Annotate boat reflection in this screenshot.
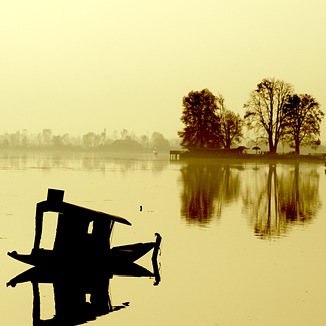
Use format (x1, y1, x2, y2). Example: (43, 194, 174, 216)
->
(242, 163, 321, 238)
(7, 258, 160, 325)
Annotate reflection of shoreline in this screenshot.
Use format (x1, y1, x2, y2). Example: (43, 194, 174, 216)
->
(0, 150, 169, 172)
(242, 164, 321, 239)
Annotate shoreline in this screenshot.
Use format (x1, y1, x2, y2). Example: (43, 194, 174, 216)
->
(171, 151, 326, 163)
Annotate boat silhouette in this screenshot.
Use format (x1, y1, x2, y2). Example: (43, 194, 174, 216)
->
(7, 188, 162, 324)
(8, 189, 162, 268)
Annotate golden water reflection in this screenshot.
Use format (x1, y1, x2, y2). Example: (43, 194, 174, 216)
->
(179, 162, 242, 225)
(0, 150, 168, 173)
(179, 161, 321, 238)
(243, 164, 321, 238)
(1, 154, 325, 325)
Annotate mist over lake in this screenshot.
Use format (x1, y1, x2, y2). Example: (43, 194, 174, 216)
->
(1, 151, 325, 325)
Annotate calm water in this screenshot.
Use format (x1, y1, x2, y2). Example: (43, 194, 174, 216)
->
(0, 151, 325, 325)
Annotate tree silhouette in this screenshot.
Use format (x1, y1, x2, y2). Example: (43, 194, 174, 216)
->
(283, 94, 324, 154)
(217, 95, 243, 148)
(244, 78, 294, 153)
(178, 89, 221, 150)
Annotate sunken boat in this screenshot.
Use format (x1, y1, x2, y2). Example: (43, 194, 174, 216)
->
(8, 189, 161, 269)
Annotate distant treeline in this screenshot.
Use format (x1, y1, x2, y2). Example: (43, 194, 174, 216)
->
(0, 129, 182, 152)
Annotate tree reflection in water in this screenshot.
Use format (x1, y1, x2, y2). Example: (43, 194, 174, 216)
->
(179, 162, 241, 225)
(179, 161, 321, 237)
(242, 164, 321, 239)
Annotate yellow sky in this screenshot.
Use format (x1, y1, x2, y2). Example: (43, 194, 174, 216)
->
(1, 0, 325, 140)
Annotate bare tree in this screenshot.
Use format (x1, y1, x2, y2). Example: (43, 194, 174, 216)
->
(217, 95, 243, 148)
(244, 78, 294, 153)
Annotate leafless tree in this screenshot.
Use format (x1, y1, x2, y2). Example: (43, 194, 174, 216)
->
(244, 78, 294, 153)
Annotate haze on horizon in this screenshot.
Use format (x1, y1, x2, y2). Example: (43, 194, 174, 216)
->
(1, 0, 325, 142)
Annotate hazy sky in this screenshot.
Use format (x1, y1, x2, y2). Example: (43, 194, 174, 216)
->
(1, 0, 325, 140)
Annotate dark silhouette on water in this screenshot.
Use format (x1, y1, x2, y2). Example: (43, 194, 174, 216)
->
(179, 162, 242, 224)
(242, 163, 321, 238)
(8, 189, 161, 268)
(7, 188, 162, 324)
(7, 257, 161, 325)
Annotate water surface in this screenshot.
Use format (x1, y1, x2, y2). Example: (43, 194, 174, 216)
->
(0, 151, 325, 325)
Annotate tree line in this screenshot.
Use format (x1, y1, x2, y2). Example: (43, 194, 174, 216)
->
(0, 128, 176, 152)
(179, 78, 324, 154)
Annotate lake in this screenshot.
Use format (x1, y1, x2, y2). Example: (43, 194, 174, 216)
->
(0, 151, 325, 325)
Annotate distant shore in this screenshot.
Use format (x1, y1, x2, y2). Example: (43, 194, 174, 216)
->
(170, 150, 326, 163)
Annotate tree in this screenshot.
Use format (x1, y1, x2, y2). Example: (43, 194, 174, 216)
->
(82, 132, 96, 147)
(151, 132, 170, 152)
(139, 134, 149, 149)
(120, 129, 129, 140)
(178, 89, 221, 150)
(244, 78, 294, 153)
(42, 129, 52, 146)
(52, 135, 64, 147)
(216, 95, 243, 148)
(283, 94, 324, 154)
(100, 128, 107, 145)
